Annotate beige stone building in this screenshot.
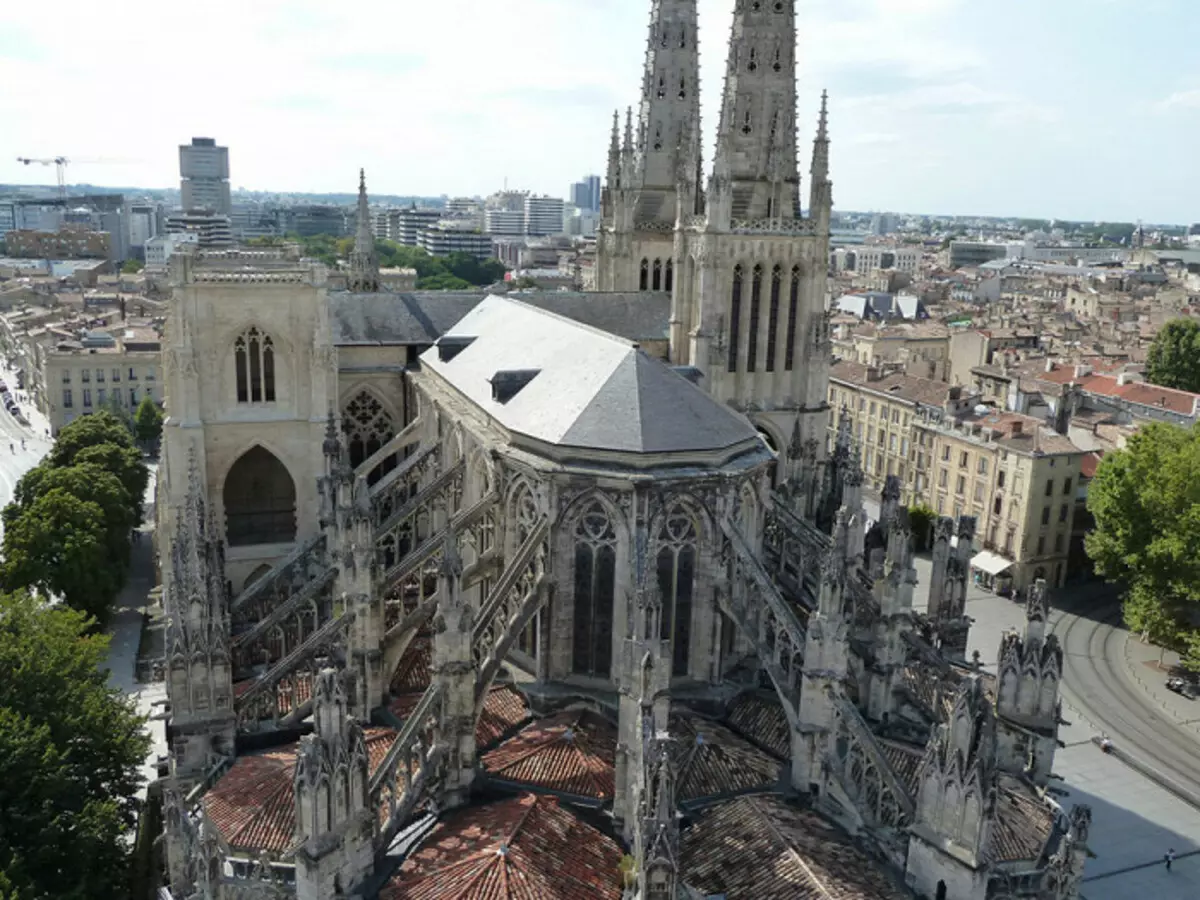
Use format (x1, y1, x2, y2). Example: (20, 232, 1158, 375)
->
(830, 360, 1086, 590)
(34, 324, 163, 433)
(832, 321, 950, 379)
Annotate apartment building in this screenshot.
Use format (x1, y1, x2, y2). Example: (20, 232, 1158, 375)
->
(829, 360, 1086, 590)
(34, 325, 163, 434)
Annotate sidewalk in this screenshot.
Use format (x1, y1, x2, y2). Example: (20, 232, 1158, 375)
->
(1122, 635, 1200, 736)
(102, 469, 167, 801)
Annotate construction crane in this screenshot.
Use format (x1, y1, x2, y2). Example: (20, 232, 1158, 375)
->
(15, 156, 70, 203)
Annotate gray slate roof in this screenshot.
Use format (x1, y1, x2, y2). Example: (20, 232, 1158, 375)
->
(330, 290, 670, 346)
(421, 296, 757, 454)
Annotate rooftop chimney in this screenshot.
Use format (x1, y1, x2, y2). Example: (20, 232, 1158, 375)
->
(1010, 420, 1023, 437)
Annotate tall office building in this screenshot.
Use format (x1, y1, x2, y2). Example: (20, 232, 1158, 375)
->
(568, 174, 602, 213)
(179, 137, 232, 215)
(524, 194, 564, 236)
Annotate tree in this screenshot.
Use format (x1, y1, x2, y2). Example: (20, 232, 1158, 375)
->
(120, 259, 144, 274)
(908, 503, 936, 552)
(1085, 423, 1200, 661)
(1, 488, 121, 621)
(0, 592, 148, 899)
(1145, 318, 1200, 393)
(50, 411, 148, 523)
(134, 395, 163, 446)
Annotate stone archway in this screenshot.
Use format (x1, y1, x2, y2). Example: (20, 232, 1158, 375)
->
(224, 446, 297, 546)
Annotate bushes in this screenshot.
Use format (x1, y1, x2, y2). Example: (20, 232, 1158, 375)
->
(908, 503, 936, 552)
(1, 412, 148, 623)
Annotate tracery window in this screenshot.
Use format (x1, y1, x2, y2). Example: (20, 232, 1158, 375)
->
(747, 264, 763, 372)
(664, 258, 674, 292)
(652, 259, 663, 291)
(728, 264, 743, 373)
(640, 258, 650, 291)
(766, 264, 782, 371)
(785, 265, 800, 371)
(234, 326, 276, 403)
(342, 390, 397, 485)
(572, 503, 616, 678)
(656, 506, 698, 676)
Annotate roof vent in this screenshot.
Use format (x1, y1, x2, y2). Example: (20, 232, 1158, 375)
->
(490, 369, 540, 404)
(562, 727, 575, 743)
(671, 365, 704, 385)
(497, 844, 509, 857)
(437, 335, 476, 363)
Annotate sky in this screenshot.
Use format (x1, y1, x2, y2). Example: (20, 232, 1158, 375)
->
(0, 0, 1197, 223)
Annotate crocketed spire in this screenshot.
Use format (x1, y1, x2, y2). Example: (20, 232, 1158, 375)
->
(347, 168, 380, 292)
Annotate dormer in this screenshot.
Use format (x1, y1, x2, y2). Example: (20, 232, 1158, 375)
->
(490, 369, 540, 404)
(436, 335, 476, 363)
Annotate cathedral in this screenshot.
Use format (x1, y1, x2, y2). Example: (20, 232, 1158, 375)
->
(157, 2, 1091, 899)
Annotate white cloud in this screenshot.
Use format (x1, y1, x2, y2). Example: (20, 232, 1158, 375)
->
(1156, 88, 1200, 111)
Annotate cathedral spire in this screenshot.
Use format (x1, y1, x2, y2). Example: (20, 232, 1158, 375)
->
(710, 0, 801, 224)
(607, 109, 621, 188)
(809, 90, 832, 228)
(347, 168, 380, 292)
(630, 0, 702, 224)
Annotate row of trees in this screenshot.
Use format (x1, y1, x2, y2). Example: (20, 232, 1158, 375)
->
(249, 234, 508, 290)
(1086, 422, 1200, 669)
(1, 411, 151, 624)
(0, 592, 150, 898)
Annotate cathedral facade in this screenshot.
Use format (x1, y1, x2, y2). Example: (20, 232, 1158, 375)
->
(157, 3, 1091, 899)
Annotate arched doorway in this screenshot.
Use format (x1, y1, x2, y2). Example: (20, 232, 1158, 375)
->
(224, 447, 297, 546)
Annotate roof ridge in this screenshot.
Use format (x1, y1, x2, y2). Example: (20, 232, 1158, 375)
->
(749, 797, 838, 900)
(490, 294, 637, 349)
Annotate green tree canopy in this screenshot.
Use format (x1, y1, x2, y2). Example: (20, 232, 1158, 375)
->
(1, 488, 121, 621)
(120, 259, 144, 274)
(0, 592, 149, 899)
(48, 412, 147, 523)
(134, 395, 163, 445)
(1086, 423, 1200, 662)
(1145, 318, 1200, 393)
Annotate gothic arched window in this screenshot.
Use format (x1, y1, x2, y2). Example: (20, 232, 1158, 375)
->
(656, 75, 666, 99)
(728, 265, 743, 373)
(572, 503, 616, 678)
(234, 327, 276, 403)
(640, 258, 650, 291)
(747, 264, 763, 373)
(747, 46, 758, 72)
(741, 110, 753, 135)
(785, 265, 800, 371)
(656, 506, 698, 676)
(679, 26, 687, 48)
(652, 259, 663, 291)
(664, 258, 674, 292)
(766, 264, 782, 372)
(224, 446, 296, 546)
(679, 76, 687, 100)
(772, 45, 783, 72)
(342, 390, 397, 485)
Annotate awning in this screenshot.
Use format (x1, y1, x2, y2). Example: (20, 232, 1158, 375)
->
(971, 550, 1013, 577)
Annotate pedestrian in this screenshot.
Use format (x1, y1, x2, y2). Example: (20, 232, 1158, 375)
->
(1165, 848, 1175, 871)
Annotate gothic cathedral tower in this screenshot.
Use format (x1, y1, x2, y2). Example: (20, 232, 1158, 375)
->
(598, 0, 833, 460)
(596, 0, 702, 293)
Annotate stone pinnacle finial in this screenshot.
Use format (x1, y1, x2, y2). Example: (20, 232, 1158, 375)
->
(348, 168, 380, 292)
(818, 90, 829, 140)
(358, 167, 366, 194)
(623, 106, 634, 152)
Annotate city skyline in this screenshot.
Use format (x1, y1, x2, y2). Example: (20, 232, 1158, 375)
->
(0, 0, 1197, 223)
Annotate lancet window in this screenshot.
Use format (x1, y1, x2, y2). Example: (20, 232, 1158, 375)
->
(572, 502, 616, 678)
(656, 506, 698, 676)
(664, 258, 673, 292)
(785, 264, 800, 371)
(747, 264, 763, 372)
(342, 390, 397, 485)
(653, 259, 663, 291)
(234, 326, 276, 403)
(640, 259, 650, 291)
(728, 264, 743, 373)
(766, 264, 782, 371)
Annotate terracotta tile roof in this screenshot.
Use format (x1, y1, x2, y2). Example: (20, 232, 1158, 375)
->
(380, 793, 623, 900)
(1031, 361, 1199, 416)
(877, 739, 924, 796)
(830, 360, 952, 407)
(1080, 452, 1101, 478)
(203, 727, 397, 855)
(391, 636, 432, 694)
(726, 692, 789, 759)
(231, 671, 313, 715)
(672, 713, 783, 803)
(898, 664, 958, 722)
(476, 685, 530, 749)
(390, 684, 528, 749)
(482, 708, 615, 801)
(986, 778, 1057, 863)
(682, 795, 915, 899)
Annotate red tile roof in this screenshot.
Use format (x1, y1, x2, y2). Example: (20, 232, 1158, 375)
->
(391, 636, 432, 694)
(482, 709, 616, 801)
(1034, 362, 1199, 415)
(476, 685, 530, 749)
(682, 795, 915, 899)
(203, 727, 397, 855)
(673, 713, 783, 803)
(380, 793, 623, 900)
(985, 777, 1057, 864)
(1080, 452, 1101, 478)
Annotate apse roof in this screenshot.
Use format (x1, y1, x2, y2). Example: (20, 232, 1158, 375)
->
(420, 295, 759, 455)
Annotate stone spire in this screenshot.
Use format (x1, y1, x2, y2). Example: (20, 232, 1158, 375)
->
(606, 109, 622, 190)
(808, 89, 832, 228)
(347, 168, 379, 293)
(710, 0, 801, 225)
(631, 0, 702, 225)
